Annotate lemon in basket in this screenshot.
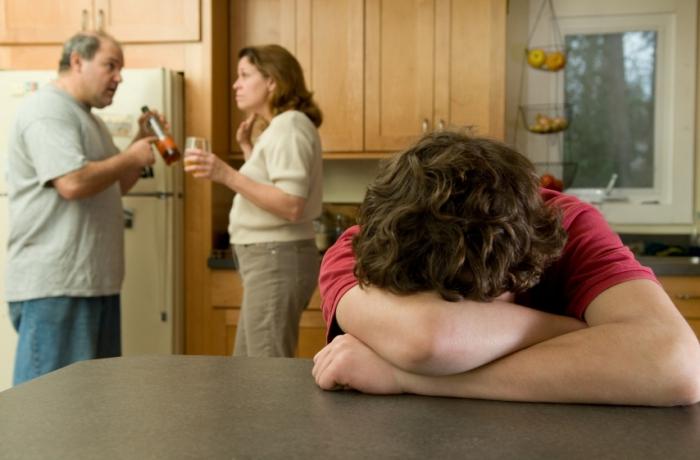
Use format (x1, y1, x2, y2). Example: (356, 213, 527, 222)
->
(527, 48, 546, 68)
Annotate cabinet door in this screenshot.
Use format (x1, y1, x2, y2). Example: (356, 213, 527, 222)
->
(229, 0, 364, 153)
(94, 0, 200, 43)
(365, 0, 435, 151)
(658, 276, 700, 341)
(435, 0, 506, 139)
(230, 0, 299, 153)
(304, 0, 364, 152)
(0, 0, 93, 44)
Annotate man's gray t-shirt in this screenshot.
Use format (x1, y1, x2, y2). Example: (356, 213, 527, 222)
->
(5, 84, 124, 301)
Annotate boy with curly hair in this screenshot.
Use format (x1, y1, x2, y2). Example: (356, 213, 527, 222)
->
(312, 131, 700, 406)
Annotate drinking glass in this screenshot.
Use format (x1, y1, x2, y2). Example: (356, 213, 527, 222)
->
(184, 136, 209, 170)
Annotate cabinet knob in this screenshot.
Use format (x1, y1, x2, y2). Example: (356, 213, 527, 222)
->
(421, 119, 429, 133)
(97, 9, 105, 31)
(81, 9, 88, 31)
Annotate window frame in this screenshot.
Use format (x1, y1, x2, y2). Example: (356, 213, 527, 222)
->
(525, 0, 696, 225)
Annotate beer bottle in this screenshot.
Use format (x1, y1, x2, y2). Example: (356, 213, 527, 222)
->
(141, 106, 181, 165)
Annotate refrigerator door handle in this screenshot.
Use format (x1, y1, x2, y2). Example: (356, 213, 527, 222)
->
(126, 192, 175, 199)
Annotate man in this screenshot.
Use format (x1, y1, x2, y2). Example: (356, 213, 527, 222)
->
(5, 31, 158, 385)
(312, 132, 700, 406)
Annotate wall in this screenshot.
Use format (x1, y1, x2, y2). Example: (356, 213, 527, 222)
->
(322, 159, 380, 203)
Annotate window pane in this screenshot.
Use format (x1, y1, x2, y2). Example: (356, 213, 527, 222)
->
(564, 31, 657, 188)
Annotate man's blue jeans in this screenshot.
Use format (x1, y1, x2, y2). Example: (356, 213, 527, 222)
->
(8, 295, 121, 386)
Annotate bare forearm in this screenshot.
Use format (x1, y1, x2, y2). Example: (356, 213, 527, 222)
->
(394, 281, 700, 406)
(337, 286, 586, 375)
(224, 168, 305, 222)
(120, 167, 142, 194)
(242, 145, 252, 161)
(396, 320, 698, 406)
(54, 153, 142, 200)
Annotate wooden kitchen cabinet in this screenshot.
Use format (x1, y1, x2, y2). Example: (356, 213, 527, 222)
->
(658, 276, 700, 340)
(0, 0, 200, 44)
(210, 269, 326, 357)
(229, 0, 364, 153)
(364, 0, 506, 151)
(0, 0, 92, 44)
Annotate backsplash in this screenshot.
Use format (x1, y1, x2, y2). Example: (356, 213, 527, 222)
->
(322, 159, 380, 203)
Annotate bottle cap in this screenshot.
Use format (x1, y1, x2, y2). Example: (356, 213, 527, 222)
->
(141, 105, 150, 114)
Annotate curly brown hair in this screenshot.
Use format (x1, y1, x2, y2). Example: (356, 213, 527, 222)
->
(353, 131, 567, 302)
(238, 45, 323, 127)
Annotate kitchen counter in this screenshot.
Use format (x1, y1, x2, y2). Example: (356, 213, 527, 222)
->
(638, 256, 700, 276)
(1, 356, 699, 459)
(209, 254, 700, 276)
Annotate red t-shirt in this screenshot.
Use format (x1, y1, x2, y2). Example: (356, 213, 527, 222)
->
(319, 189, 657, 341)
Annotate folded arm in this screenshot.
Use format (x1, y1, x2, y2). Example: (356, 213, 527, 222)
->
(315, 279, 700, 406)
(335, 285, 586, 375)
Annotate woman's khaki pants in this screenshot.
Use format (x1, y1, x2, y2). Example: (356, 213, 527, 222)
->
(232, 239, 320, 357)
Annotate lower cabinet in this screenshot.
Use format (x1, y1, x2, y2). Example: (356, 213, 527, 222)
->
(210, 270, 327, 357)
(658, 276, 700, 340)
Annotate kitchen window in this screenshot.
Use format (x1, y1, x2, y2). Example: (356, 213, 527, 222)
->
(527, 0, 696, 225)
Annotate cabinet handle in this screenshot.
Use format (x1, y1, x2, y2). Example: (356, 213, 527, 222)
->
(437, 119, 445, 131)
(421, 119, 429, 133)
(675, 293, 700, 300)
(97, 9, 105, 30)
(81, 9, 88, 30)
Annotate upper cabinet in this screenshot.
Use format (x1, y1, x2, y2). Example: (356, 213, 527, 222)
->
(365, 0, 506, 151)
(230, 0, 364, 152)
(93, 0, 200, 43)
(230, 0, 505, 154)
(0, 0, 200, 44)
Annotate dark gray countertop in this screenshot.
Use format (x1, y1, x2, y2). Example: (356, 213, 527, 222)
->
(0, 355, 699, 459)
(209, 253, 700, 276)
(638, 256, 700, 276)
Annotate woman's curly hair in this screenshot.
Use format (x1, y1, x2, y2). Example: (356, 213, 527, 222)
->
(353, 131, 567, 302)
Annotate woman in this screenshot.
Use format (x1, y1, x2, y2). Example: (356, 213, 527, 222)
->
(185, 44, 323, 357)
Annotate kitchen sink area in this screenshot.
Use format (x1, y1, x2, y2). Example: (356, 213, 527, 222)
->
(619, 233, 700, 276)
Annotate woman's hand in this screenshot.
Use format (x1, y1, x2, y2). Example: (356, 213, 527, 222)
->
(184, 147, 234, 185)
(236, 114, 256, 157)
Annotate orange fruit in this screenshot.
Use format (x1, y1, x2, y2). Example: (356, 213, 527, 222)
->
(545, 51, 566, 71)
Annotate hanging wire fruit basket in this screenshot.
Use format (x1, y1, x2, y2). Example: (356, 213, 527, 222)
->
(519, 103, 571, 134)
(525, 45, 567, 72)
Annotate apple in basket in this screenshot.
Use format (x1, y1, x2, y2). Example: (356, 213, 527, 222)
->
(540, 173, 564, 192)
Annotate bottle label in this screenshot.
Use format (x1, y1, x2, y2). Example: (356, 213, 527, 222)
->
(148, 118, 167, 140)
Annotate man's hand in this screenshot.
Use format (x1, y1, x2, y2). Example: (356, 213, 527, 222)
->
(312, 334, 404, 394)
(125, 136, 157, 168)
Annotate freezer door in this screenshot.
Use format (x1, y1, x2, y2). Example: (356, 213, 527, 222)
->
(93, 68, 184, 196)
(0, 196, 17, 391)
(121, 195, 183, 355)
(0, 71, 57, 194)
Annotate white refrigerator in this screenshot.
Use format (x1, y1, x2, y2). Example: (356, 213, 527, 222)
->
(0, 69, 185, 391)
